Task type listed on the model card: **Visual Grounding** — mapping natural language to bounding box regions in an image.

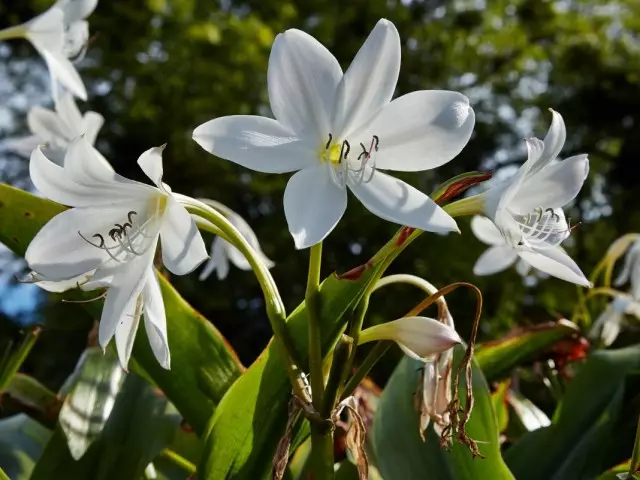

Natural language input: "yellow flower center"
[320,141,343,165]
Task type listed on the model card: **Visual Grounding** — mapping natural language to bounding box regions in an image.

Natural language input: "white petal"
[349,171,458,233]
[54,90,83,133]
[137,145,166,188]
[473,245,518,276]
[98,251,151,353]
[27,106,70,143]
[4,135,40,157]
[283,165,347,249]
[193,115,316,173]
[37,47,87,100]
[529,109,566,176]
[515,258,532,277]
[511,155,589,213]
[356,91,475,171]
[23,270,93,293]
[56,0,98,23]
[82,111,104,145]
[359,316,461,360]
[25,7,65,52]
[518,247,591,287]
[332,19,400,136]
[114,295,142,371]
[25,202,144,279]
[267,29,342,138]
[470,215,504,246]
[160,199,209,275]
[142,269,170,369]
[225,212,274,270]
[496,138,544,214]
[199,238,229,281]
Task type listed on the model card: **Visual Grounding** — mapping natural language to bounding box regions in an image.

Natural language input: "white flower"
[6,90,103,164]
[471,215,536,277]
[589,294,640,346]
[193,19,475,249]
[0,0,98,100]
[478,110,590,286]
[615,238,640,300]
[358,316,461,361]
[198,200,274,281]
[25,137,208,369]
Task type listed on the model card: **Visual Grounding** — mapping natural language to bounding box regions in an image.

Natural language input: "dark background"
[0,0,639,392]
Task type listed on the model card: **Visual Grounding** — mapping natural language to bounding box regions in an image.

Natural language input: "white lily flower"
[197,200,274,281]
[615,238,640,300]
[589,294,640,346]
[358,316,461,361]
[477,110,590,286]
[193,19,475,249]
[6,90,103,164]
[25,137,208,369]
[0,0,98,100]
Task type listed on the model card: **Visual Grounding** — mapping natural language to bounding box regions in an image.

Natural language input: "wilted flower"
[615,238,640,300]
[475,110,590,286]
[25,137,208,369]
[197,200,274,281]
[193,19,475,249]
[589,294,640,346]
[358,316,461,361]
[6,91,103,164]
[0,0,98,100]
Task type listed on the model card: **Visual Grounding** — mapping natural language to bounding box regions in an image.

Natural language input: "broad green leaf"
[58,348,125,460]
[505,344,640,480]
[596,461,638,480]
[0,183,243,434]
[491,380,510,434]
[372,347,515,480]
[6,373,59,415]
[0,414,51,479]
[31,372,180,479]
[475,319,580,382]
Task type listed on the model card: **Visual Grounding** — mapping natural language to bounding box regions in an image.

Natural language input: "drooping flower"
[589,294,640,346]
[358,316,461,361]
[6,90,103,164]
[25,137,208,369]
[0,0,98,100]
[475,110,590,286]
[471,215,537,277]
[193,19,475,249]
[615,238,640,300]
[197,199,274,281]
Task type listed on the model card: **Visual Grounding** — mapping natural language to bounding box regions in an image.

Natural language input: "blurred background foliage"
[0,0,639,410]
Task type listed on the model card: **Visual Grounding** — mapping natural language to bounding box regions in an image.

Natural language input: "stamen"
[339,140,351,163]
[127,211,137,224]
[78,232,106,249]
[372,135,380,151]
[62,291,108,304]
[325,133,333,150]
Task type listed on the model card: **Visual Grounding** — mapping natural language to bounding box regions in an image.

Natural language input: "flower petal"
[511,154,589,213]
[473,245,518,276]
[470,215,504,246]
[199,238,229,281]
[515,258,532,277]
[5,135,40,158]
[27,106,71,143]
[54,90,83,133]
[142,269,170,369]
[82,111,104,145]
[160,199,209,275]
[22,270,94,293]
[518,246,591,287]
[138,145,166,188]
[349,171,458,233]
[37,47,87,100]
[57,0,98,23]
[25,203,143,279]
[529,109,566,176]
[193,116,316,173]
[332,19,400,136]
[114,295,142,371]
[283,165,347,249]
[25,7,65,52]
[359,316,461,360]
[267,29,342,138]
[355,91,475,171]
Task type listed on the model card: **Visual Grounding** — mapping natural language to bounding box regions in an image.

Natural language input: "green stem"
[442,193,484,217]
[309,424,335,479]
[306,242,324,410]
[161,448,196,474]
[0,25,26,42]
[339,296,369,394]
[0,326,41,392]
[0,466,9,480]
[342,341,391,399]
[186,202,309,401]
[321,335,352,418]
[629,415,640,478]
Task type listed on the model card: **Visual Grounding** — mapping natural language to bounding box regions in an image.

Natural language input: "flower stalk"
[0,326,41,393]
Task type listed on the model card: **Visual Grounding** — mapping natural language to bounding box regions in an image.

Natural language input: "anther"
[325,133,333,150]
[372,135,380,151]
[78,231,105,248]
[127,211,137,224]
[339,140,351,162]
[545,208,560,222]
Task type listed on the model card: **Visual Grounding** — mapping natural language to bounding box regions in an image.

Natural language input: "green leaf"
[475,319,580,382]
[491,380,510,434]
[31,372,180,479]
[371,347,515,480]
[0,414,51,479]
[505,344,640,480]
[6,373,60,415]
[0,183,244,434]
[58,348,125,460]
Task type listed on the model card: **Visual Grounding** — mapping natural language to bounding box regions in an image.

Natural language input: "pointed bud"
[359,316,461,361]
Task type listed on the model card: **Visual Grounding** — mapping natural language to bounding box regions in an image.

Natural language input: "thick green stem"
[321,335,352,418]
[0,25,26,42]
[306,242,324,410]
[0,326,41,392]
[309,423,335,479]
